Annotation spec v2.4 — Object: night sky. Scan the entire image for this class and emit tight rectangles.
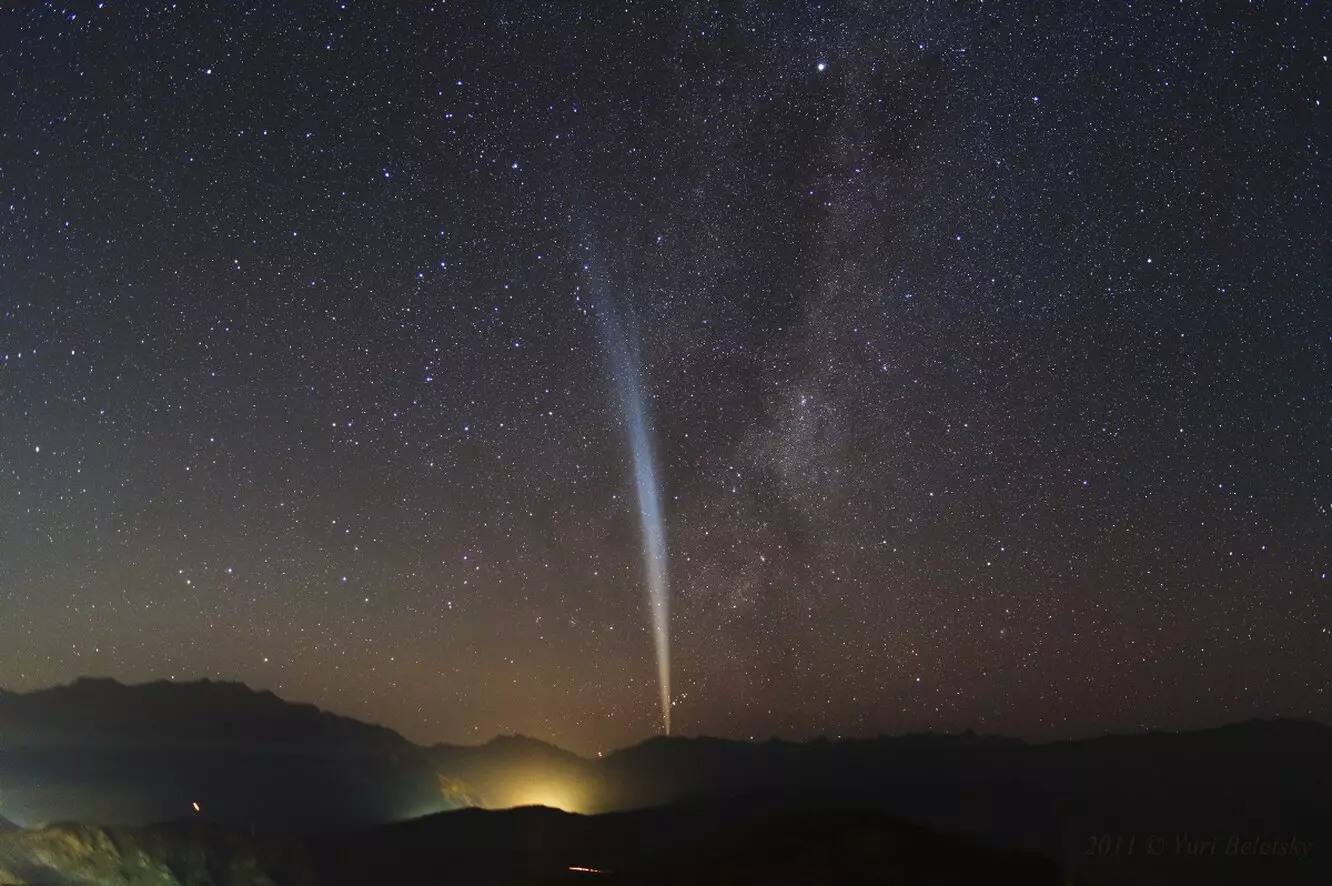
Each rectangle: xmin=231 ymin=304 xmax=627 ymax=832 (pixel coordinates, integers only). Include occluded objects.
xmin=2 ymin=2 xmax=1328 ymax=755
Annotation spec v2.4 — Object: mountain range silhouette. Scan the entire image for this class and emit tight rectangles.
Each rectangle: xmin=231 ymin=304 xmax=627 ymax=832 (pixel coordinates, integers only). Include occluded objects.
xmin=0 ymin=678 xmax=1327 ymax=884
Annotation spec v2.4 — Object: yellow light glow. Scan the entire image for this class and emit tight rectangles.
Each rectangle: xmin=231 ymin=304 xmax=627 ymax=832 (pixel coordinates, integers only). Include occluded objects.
xmin=394 ymin=768 xmax=593 ymax=821
xmin=191 ymin=801 xmax=201 ymax=812
xmin=509 ymin=780 xmax=581 ymax=813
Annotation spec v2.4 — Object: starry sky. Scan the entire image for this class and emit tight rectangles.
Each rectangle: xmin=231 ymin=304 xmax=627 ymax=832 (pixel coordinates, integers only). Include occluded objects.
xmin=1 ymin=1 xmax=1328 ymax=755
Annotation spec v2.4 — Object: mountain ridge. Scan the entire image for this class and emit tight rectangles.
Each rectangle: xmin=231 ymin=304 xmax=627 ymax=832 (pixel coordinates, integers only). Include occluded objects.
xmin=5 ymin=676 xmax=1327 ymax=757
xmin=0 ymin=677 xmax=409 ymax=753
xmin=0 ymin=678 xmax=1327 ymax=884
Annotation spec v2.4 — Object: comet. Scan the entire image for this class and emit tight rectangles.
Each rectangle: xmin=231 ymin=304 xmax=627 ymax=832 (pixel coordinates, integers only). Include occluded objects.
xmin=590 ymin=270 xmax=672 ymax=735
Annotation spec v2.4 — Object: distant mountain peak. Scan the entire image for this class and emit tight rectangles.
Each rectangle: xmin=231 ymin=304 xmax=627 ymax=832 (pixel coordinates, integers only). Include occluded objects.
xmin=13 ymin=675 xmax=276 ymax=698
xmin=0 ymin=676 xmax=412 ymax=754
xmin=483 ymin=734 xmax=572 ymax=753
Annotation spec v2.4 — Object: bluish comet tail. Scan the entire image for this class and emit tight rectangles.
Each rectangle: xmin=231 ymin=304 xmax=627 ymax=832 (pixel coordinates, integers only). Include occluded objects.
xmin=603 ymin=306 xmax=671 ymax=735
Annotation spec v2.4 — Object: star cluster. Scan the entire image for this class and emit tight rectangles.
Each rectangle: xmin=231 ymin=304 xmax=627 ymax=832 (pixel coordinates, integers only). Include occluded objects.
xmin=1 ymin=1 xmax=1328 ymax=753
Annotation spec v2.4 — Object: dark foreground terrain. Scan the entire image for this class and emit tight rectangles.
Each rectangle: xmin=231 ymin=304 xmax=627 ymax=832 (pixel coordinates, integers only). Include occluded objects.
xmin=0 ymin=799 xmax=1072 ymax=886
xmin=0 ymin=792 xmax=1323 ymax=886
xmin=1 ymin=679 xmax=1326 ymax=884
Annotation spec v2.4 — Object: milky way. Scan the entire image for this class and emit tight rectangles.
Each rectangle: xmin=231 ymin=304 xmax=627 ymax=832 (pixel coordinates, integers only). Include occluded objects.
xmin=0 ymin=2 xmax=1328 ymax=753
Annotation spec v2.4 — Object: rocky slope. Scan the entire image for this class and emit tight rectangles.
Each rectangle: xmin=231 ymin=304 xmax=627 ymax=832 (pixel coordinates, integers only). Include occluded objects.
xmin=0 ymin=821 xmax=314 ymax=886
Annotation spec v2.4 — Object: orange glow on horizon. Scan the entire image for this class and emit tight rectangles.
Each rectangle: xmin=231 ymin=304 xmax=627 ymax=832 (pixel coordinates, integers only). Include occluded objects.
xmin=505 ymin=776 xmax=584 ymax=812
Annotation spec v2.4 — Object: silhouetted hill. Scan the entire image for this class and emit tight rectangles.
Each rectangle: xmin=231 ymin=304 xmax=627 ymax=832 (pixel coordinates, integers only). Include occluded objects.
xmin=593 ymin=720 xmax=1331 ymax=884
xmin=314 ymin=799 xmax=1076 ymax=886
xmin=0 ymin=680 xmax=600 ymax=828
xmin=0 ymin=679 xmax=1327 ymax=884
xmin=425 ymin=734 xmax=592 ymax=810
xmin=0 ymin=678 xmax=407 ymax=752
xmin=0 ymin=802 xmax=1078 ymax=885
xmin=0 ymin=679 xmax=440 ymax=830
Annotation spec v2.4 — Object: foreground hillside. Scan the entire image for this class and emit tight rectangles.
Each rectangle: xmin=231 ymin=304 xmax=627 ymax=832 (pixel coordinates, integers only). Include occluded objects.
xmin=0 ymin=802 xmax=1071 ymax=886
xmin=0 ymin=821 xmax=314 ymax=886
xmin=1 ymin=679 xmax=1327 ymax=883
